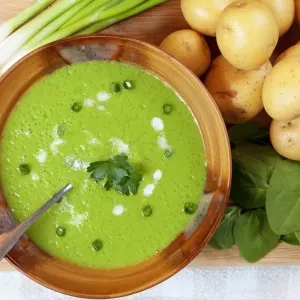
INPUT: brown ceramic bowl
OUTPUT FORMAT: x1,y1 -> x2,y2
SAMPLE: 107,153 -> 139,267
0,35 -> 231,299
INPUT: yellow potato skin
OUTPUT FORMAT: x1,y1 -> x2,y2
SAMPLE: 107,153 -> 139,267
259,0 -> 295,36
275,42 -> 300,65
181,0 -> 236,36
159,29 -> 211,76
296,0 -> 300,25
271,117 -> 300,161
216,0 -> 279,71
204,55 -> 272,124
263,58 -> 300,121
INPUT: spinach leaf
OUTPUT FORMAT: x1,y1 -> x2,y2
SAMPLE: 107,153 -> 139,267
267,159 -> 300,234
248,130 -> 271,146
209,206 -> 241,250
228,121 -> 271,148
228,121 -> 261,147
281,233 -> 300,246
233,209 -> 280,263
231,144 -> 279,209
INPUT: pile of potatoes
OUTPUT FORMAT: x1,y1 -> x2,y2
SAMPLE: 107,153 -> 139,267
159,0 -> 300,161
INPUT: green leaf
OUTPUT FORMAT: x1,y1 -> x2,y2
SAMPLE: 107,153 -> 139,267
281,233 -> 300,246
228,121 -> 261,146
231,144 -> 279,209
106,162 -> 128,184
233,209 -> 280,263
209,206 -> 241,250
114,169 -> 143,196
87,161 -> 108,182
87,153 -> 143,196
228,121 -> 271,147
248,130 -> 271,146
266,159 -> 300,234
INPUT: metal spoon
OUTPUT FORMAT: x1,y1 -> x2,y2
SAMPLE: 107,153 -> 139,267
0,183 -> 72,261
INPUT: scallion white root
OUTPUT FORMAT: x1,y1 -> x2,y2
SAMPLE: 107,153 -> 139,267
0,0 -> 55,44
0,0 -> 82,67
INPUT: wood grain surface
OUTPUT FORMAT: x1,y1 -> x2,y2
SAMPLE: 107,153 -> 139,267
1,0 -> 300,271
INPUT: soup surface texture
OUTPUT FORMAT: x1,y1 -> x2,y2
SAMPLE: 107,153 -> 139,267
0,61 -> 206,268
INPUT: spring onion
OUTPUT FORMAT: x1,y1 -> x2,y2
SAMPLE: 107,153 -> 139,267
62,0 -> 112,28
123,80 -> 134,90
0,0 -> 55,44
27,0 -> 94,48
0,0 -> 82,67
75,0 -> 166,35
19,164 -> 31,175
41,0 -> 147,45
0,0 -> 167,74
1,0 -> 94,73
110,82 -> 122,93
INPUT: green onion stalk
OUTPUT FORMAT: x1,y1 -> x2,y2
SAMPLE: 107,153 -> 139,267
41,0 -> 147,45
0,0 -> 83,67
27,0 -> 94,47
62,0 -> 113,28
0,0 -> 55,44
76,0 -> 166,35
0,0 -> 167,74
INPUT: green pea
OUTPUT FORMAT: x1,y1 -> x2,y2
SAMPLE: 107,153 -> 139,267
19,164 -> 30,175
57,126 -> 65,137
164,148 -> 173,159
71,102 -> 82,112
123,80 -> 134,90
184,202 -> 197,215
162,104 -> 173,115
142,205 -> 152,217
92,239 -> 103,251
110,82 -> 122,93
56,227 -> 66,237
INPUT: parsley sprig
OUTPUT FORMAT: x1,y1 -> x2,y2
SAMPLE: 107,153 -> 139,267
87,154 -> 143,196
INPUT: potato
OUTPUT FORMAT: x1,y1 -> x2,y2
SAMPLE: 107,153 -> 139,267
275,42 -> 300,64
159,29 -> 211,76
296,0 -> 300,25
180,0 -> 236,37
204,55 -> 272,124
216,0 -> 279,71
270,117 -> 300,160
263,57 -> 300,121
259,0 -> 295,36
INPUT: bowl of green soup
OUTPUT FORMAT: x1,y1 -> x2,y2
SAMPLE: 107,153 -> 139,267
0,35 -> 231,298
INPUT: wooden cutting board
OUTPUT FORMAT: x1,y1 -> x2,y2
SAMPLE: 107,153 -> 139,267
1,0 -> 300,271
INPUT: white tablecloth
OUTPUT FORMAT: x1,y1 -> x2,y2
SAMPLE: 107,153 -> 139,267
2,266 -> 300,300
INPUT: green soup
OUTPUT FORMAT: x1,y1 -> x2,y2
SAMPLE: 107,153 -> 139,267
0,61 -> 206,268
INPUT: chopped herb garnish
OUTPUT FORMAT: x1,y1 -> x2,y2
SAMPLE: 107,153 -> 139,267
19,164 -> 31,175
71,102 -> 82,112
87,154 -> 143,196
57,125 -> 65,137
142,205 -> 152,217
110,82 -> 122,93
162,104 -> 173,115
123,80 -> 134,90
164,148 -> 174,159
56,227 -> 66,237
184,202 -> 197,215
92,239 -> 103,251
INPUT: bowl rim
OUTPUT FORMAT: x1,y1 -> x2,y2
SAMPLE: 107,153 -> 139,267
1,34 -> 232,299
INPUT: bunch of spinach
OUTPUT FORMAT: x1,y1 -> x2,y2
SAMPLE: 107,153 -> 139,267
209,206 -> 241,250
209,121 -> 300,263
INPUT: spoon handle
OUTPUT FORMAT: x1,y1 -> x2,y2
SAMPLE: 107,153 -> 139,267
0,183 -> 72,261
